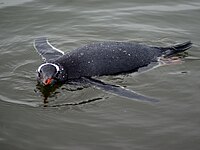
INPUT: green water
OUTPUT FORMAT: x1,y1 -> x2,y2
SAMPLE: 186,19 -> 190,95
0,0 -> 200,149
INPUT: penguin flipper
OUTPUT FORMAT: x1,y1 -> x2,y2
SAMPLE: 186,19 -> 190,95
34,37 -> 64,62
82,77 -> 159,103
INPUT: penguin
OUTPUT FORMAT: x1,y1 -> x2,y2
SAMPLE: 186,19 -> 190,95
34,37 -> 192,86
34,37 -> 192,103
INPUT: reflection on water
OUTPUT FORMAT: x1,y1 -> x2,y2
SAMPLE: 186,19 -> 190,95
35,81 -> 98,107
35,83 -> 61,106
35,76 -> 159,107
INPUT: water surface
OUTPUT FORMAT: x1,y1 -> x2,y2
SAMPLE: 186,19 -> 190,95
0,0 -> 200,149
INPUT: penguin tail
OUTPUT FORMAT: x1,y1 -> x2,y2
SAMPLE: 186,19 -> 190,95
160,41 -> 192,57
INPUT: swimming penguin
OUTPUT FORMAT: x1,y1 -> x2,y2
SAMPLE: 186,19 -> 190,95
34,37 -> 192,102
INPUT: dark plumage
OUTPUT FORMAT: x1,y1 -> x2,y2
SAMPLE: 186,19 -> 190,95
55,41 -> 192,79
34,38 -> 192,85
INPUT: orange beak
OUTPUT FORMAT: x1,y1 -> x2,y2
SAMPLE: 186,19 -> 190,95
43,78 -> 53,85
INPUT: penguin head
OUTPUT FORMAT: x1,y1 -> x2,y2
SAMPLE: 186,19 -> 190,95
37,63 -> 67,86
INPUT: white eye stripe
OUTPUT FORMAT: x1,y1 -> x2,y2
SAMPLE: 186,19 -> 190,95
37,63 -> 60,73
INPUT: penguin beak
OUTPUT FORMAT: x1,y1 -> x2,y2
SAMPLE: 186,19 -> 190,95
43,78 -> 53,85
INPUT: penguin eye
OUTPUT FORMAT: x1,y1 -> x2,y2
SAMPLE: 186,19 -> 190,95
55,70 -> 60,78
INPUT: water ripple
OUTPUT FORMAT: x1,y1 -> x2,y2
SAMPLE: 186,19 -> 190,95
81,2 -> 200,14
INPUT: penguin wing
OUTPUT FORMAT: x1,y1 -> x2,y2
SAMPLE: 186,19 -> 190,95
34,37 -> 64,62
82,77 -> 159,103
